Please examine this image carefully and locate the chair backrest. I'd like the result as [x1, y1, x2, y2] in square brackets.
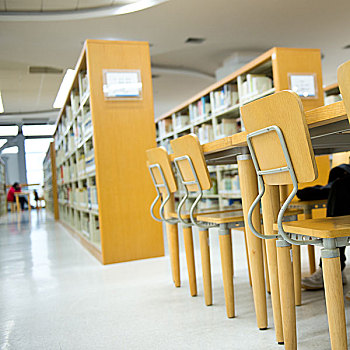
[338, 60, 350, 124]
[170, 134, 212, 192]
[146, 147, 177, 196]
[240, 90, 318, 185]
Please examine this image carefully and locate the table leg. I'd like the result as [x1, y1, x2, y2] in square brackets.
[305, 209, 316, 274]
[28, 194, 31, 214]
[238, 155, 267, 330]
[261, 184, 284, 344]
[322, 246, 347, 350]
[16, 195, 20, 213]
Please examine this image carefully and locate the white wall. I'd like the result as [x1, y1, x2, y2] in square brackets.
[3, 154, 20, 185]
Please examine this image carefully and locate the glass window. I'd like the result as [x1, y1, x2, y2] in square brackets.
[22, 125, 56, 136]
[0, 126, 18, 136]
[25, 139, 53, 205]
[2, 146, 18, 154]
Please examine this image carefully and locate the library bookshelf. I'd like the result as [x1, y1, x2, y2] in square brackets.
[156, 47, 324, 209]
[50, 40, 164, 264]
[324, 83, 341, 104]
[43, 142, 59, 219]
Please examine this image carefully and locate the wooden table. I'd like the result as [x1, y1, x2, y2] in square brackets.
[170, 100, 350, 343]
[14, 191, 31, 214]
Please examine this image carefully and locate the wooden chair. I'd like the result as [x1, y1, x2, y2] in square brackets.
[170, 134, 301, 320]
[241, 90, 348, 350]
[146, 146, 237, 298]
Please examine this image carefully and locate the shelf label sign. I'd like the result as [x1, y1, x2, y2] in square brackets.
[103, 69, 142, 100]
[288, 73, 317, 99]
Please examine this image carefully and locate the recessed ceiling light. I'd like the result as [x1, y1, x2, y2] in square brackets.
[185, 37, 206, 44]
[343, 45, 350, 49]
[53, 69, 76, 109]
[29, 66, 63, 74]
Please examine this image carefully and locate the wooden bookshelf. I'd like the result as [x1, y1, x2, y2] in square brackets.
[43, 141, 59, 219]
[324, 83, 341, 105]
[156, 47, 324, 209]
[52, 40, 164, 264]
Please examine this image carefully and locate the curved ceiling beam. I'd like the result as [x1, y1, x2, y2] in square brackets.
[0, 0, 168, 22]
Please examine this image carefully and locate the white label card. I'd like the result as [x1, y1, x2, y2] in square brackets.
[289, 74, 317, 98]
[103, 69, 142, 99]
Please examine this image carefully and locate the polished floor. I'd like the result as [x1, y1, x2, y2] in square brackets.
[1, 211, 350, 349]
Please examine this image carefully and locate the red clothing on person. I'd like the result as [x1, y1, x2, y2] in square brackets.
[7, 186, 21, 202]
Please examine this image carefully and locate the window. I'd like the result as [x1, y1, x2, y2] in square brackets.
[22, 125, 56, 136]
[2, 146, 18, 154]
[25, 139, 52, 204]
[0, 126, 18, 136]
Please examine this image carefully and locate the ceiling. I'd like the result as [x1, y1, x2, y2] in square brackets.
[0, 0, 350, 124]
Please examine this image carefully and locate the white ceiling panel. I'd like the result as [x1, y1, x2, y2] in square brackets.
[1, 0, 350, 124]
[77, 0, 113, 9]
[42, 0, 79, 11]
[5, 0, 42, 11]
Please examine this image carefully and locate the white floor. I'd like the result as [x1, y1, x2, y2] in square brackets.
[1, 211, 350, 349]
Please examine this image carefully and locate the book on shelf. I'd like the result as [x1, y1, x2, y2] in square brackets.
[190, 95, 211, 121]
[239, 74, 273, 103]
[211, 84, 238, 113]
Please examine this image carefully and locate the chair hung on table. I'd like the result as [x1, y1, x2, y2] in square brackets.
[146, 146, 241, 304]
[241, 90, 348, 350]
[171, 134, 246, 318]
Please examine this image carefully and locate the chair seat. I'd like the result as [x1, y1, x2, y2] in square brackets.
[197, 210, 244, 224]
[168, 207, 237, 220]
[197, 208, 303, 225]
[273, 215, 350, 238]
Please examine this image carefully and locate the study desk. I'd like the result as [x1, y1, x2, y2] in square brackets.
[14, 192, 31, 214]
[169, 100, 350, 344]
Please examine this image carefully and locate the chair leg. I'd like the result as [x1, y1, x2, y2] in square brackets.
[165, 222, 180, 287]
[199, 228, 212, 306]
[243, 228, 252, 286]
[277, 241, 297, 350]
[304, 209, 316, 274]
[292, 245, 301, 306]
[322, 245, 347, 350]
[262, 184, 284, 343]
[262, 239, 271, 293]
[307, 245, 316, 275]
[183, 225, 197, 297]
[219, 225, 234, 318]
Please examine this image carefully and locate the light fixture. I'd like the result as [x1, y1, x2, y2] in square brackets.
[0, 92, 4, 113]
[53, 69, 75, 109]
[0, 0, 168, 22]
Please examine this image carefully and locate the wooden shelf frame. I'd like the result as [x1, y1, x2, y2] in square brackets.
[48, 40, 164, 264]
[156, 47, 325, 209]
